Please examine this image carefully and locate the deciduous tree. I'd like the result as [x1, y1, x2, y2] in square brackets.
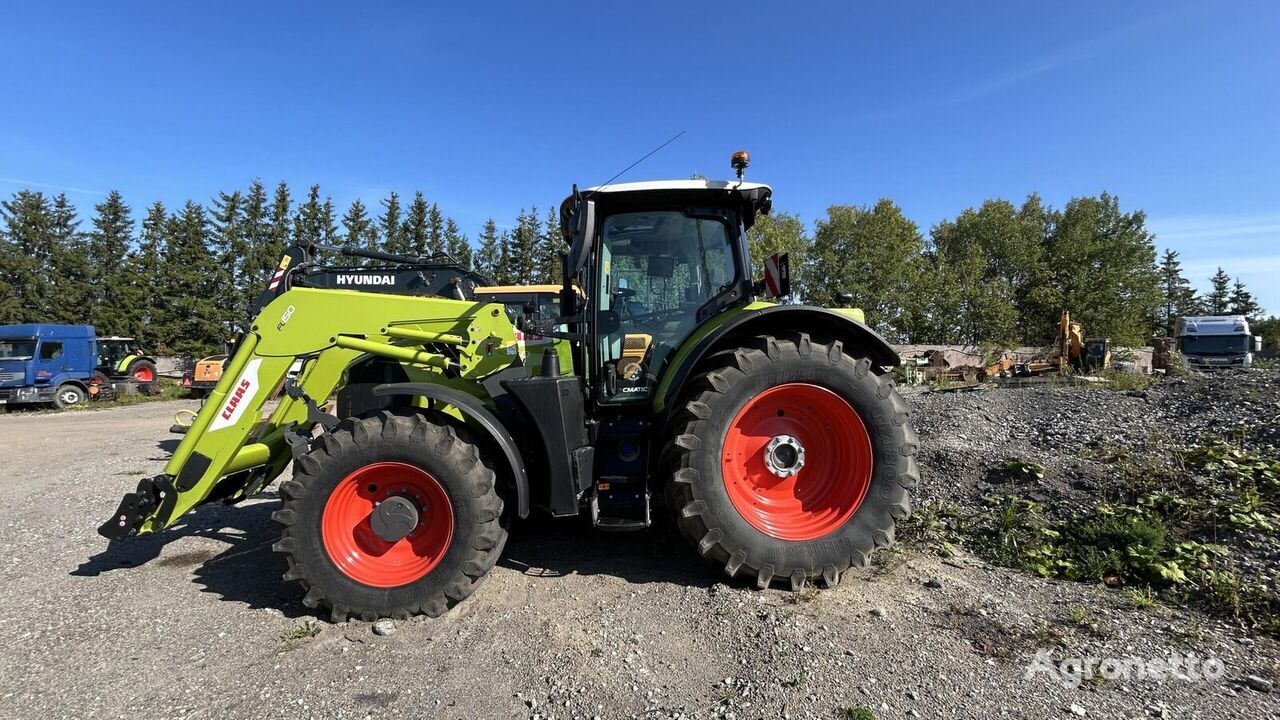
[807, 200, 924, 341]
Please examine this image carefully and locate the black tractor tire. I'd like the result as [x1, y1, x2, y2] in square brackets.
[52, 383, 88, 409]
[272, 410, 508, 622]
[664, 332, 918, 590]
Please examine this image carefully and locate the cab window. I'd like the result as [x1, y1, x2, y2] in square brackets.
[39, 341, 64, 361]
[595, 210, 736, 402]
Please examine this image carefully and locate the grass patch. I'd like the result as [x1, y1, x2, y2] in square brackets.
[842, 708, 876, 720]
[1001, 458, 1046, 481]
[96, 380, 189, 407]
[951, 439, 1280, 635]
[1096, 369, 1153, 391]
[1125, 586, 1160, 609]
[280, 619, 321, 644]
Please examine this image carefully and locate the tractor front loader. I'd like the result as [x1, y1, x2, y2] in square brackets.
[101, 158, 918, 621]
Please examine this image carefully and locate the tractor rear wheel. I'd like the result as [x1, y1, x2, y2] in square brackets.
[272, 410, 508, 621]
[664, 332, 917, 590]
[127, 359, 157, 384]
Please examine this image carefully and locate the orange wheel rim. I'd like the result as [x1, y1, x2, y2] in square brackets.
[721, 383, 872, 541]
[321, 462, 453, 587]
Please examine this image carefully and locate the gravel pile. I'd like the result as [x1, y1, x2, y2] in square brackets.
[909, 369, 1280, 512]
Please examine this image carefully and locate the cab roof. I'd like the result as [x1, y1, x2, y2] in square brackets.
[0, 324, 95, 339]
[581, 179, 771, 195]
[559, 178, 773, 237]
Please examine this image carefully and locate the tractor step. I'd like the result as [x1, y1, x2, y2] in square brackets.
[589, 476, 650, 531]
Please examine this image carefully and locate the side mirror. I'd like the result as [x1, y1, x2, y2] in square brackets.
[1254, 336, 1263, 352]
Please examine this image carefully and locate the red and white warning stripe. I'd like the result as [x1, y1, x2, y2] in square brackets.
[764, 253, 782, 298]
[268, 267, 286, 291]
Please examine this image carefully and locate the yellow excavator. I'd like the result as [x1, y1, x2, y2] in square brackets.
[1058, 311, 1110, 373]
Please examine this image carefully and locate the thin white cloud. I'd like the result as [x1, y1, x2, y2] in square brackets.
[1182, 255, 1280, 277]
[1148, 214, 1280, 242]
[0, 176, 103, 195]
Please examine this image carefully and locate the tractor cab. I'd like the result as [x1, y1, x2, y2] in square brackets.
[556, 179, 773, 405]
[94, 336, 158, 384]
[95, 337, 138, 372]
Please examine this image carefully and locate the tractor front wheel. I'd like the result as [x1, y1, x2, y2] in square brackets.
[272, 411, 508, 621]
[664, 333, 918, 589]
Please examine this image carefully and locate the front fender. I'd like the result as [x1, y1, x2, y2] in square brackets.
[372, 382, 530, 518]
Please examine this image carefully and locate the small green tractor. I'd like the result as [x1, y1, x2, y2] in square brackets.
[101, 162, 918, 621]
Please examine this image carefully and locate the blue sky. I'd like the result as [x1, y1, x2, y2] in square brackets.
[2, 2, 1278, 310]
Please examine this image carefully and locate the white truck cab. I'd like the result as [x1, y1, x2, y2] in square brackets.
[1175, 315, 1263, 369]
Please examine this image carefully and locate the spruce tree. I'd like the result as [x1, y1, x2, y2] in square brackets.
[536, 207, 562, 283]
[87, 190, 136, 334]
[380, 192, 406, 256]
[0, 191, 57, 322]
[444, 217, 471, 269]
[160, 201, 224, 357]
[497, 229, 515, 284]
[1228, 278, 1262, 319]
[1206, 267, 1231, 314]
[342, 199, 378, 260]
[475, 218, 501, 281]
[210, 190, 247, 329]
[122, 202, 169, 346]
[239, 180, 271, 314]
[402, 192, 430, 257]
[510, 207, 539, 283]
[293, 185, 326, 246]
[49, 193, 94, 325]
[239, 180, 292, 293]
[320, 197, 338, 245]
[427, 203, 445, 256]
[1156, 249, 1197, 335]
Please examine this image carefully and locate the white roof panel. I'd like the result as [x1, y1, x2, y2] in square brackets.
[584, 179, 771, 194]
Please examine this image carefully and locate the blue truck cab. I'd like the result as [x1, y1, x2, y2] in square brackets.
[0, 324, 98, 408]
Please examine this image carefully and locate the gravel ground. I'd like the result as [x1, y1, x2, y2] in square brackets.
[0, 383, 1278, 720]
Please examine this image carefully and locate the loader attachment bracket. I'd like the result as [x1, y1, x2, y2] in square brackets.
[283, 378, 340, 430]
[284, 423, 314, 461]
[98, 475, 177, 540]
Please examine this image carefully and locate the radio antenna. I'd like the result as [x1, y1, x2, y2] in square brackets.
[585, 130, 686, 197]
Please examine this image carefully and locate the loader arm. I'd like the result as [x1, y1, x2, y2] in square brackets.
[99, 287, 519, 539]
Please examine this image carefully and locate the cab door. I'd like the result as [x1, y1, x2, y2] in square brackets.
[591, 209, 741, 404]
[34, 338, 68, 385]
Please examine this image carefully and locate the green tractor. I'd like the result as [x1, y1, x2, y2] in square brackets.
[100, 165, 917, 621]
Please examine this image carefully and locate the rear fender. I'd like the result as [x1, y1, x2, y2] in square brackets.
[115, 354, 139, 374]
[654, 304, 899, 415]
[371, 382, 530, 518]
